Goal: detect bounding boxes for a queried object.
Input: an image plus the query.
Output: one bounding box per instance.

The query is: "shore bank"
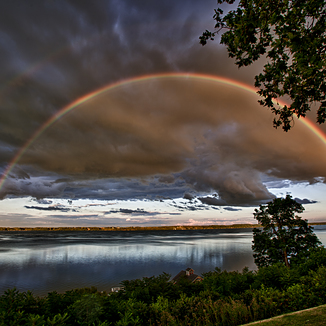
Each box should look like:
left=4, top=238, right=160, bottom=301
left=0, top=222, right=325, bottom=232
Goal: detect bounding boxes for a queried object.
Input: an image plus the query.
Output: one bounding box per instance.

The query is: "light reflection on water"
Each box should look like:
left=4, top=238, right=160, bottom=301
left=0, top=227, right=325, bottom=296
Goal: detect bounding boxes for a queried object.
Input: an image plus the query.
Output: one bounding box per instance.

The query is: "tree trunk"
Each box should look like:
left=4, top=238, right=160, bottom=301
left=283, top=249, right=290, bottom=268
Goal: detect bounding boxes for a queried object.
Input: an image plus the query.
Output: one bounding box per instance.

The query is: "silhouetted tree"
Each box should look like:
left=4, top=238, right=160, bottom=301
left=200, top=0, right=326, bottom=131
left=252, top=195, right=321, bottom=268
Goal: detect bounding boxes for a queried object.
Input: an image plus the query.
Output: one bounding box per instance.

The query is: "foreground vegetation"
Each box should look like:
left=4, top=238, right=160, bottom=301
left=1, top=247, right=326, bottom=325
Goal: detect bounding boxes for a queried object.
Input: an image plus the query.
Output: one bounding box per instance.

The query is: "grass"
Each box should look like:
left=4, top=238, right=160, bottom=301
left=242, top=304, right=326, bottom=325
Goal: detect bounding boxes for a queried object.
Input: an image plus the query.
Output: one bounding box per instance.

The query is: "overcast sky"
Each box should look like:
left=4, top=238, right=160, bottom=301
left=0, top=0, right=325, bottom=227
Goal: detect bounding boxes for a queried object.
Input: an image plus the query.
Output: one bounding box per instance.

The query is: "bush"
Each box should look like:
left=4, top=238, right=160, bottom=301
left=254, top=263, right=299, bottom=290
left=202, top=267, right=256, bottom=298
left=0, top=260, right=326, bottom=326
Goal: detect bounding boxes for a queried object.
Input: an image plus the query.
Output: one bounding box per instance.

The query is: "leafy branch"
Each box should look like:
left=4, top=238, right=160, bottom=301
left=201, top=0, right=326, bottom=131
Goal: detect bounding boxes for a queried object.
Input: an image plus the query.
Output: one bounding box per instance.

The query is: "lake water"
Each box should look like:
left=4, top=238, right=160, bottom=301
left=0, top=226, right=325, bottom=296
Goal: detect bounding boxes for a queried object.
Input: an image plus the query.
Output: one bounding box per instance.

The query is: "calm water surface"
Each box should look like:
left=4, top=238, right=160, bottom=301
left=0, top=226, right=325, bottom=296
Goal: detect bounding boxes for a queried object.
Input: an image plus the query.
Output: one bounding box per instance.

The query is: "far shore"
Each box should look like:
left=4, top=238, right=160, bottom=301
left=0, top=222, right=325, bottom=232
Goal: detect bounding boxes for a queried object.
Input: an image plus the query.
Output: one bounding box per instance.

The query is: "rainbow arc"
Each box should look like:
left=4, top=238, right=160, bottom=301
left=1, top=72, right=326, bottom=191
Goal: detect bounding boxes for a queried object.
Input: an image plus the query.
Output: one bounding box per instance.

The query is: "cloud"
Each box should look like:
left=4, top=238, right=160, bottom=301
left=198, top=196, right=228, bottom=206
left=2, top=79, right=326, bottom=207
left=0, top=0, right=326, bottom=210
left=223, top=207, right=242, bottom=211
left=294, top=198, right=318, bottom=205
left=183, top=193, right=195, bottom=200
left=105, top=208, right=181, bottom=217
left=35, top=199, right=53, bottom=205
left=48, top=214, right=100, bottom=219
left=0, top=173, right=67, bottom=200
left=24, top=205, right=74, bottom=212
left=168, top=199, right=209, bottom=211
left=106, top=208, right=159, bottom=216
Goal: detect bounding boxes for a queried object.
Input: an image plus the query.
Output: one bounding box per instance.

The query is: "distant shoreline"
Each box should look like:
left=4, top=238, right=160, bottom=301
left=0, top=222, right=325, bottom=232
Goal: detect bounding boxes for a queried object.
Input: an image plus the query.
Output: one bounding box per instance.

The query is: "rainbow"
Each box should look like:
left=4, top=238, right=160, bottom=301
left=1, top=72, right=326, bottom=191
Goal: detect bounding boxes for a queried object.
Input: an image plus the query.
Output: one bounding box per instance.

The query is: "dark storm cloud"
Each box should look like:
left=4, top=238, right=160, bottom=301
left=105, top=208, right=181, bottom=217
left=198, top=196, right=227, bottom=206
left=183, top=193, right=195, bottom=200
left=223, top=207, right=242, bottom=211
left=35, top=199, right=53, bottom=205
left=24, top=205, right=74, bottom=212
left=0, top=0, right=243, bottom=150
left=169, top=199, right=210, bottom=211
left=2, top=79, right=326, bottom=206
left=0, top=174, right=67, bottom=200
left=294, top=198, right=318, bottom=205
left=106, top=208, right=160, bottom=216
left=49, top=214, right=99, bottom=219
left=0, top=172, right=190, bottom=201
left=0, top=0, right=326, bottom=208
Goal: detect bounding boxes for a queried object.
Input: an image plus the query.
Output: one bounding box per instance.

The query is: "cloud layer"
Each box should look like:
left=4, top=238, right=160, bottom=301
left=2, top=78, right=326, bottom=207
left=0, top=0, right=325, bottom=211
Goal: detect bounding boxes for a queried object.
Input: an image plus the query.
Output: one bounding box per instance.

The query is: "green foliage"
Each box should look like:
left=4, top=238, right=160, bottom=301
left=119, top=272, right=178, bottom=303
left=118, top=298, right=149, bottom=325
left=46, top=313, right=69, bottom=326
left=252, top=195, right=321, bottom=268
left=116, top=311, right=139, bottom=326
left=1, top=257, right=326, bottom=325
left=255, top=262, right=299, bottom=290
left=200, top=0, right=326, bottom=131
left=0, top=288, right=46, bottom=326
left=71, top=293, right=104, bottom=325
left=26, top=314, right=45, bottom=326
left=202, top=267, right=256, bottom=298
left=295, top=246, right=326, bottom=274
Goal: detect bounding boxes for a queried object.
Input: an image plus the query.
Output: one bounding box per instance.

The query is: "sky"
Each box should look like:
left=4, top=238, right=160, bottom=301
left=0, top=0, right=326, bottom=227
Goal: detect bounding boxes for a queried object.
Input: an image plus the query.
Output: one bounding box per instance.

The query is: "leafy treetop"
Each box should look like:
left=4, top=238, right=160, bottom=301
left=200, top=0, right=326, bottom=131
left=252, top=195, right=321, bottom=268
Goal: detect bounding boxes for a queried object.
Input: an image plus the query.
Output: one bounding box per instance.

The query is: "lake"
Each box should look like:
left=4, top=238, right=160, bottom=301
left=0, top=226, right=325, bottom=296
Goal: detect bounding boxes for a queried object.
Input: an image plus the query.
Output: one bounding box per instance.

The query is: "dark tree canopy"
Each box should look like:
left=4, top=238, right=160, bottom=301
left=200, top=0, right=326, bottom=131
left=252, top=195, right=321, bottom=268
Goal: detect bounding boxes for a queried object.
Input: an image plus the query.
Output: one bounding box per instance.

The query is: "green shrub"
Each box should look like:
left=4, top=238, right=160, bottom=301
left=202, top=267, right=256, bottom=297
left=0, top=258, right=326, bottom=326
left=70, top=293, right=104, bottom=325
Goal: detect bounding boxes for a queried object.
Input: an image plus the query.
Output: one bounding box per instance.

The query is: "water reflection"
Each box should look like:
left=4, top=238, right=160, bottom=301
left=0, top=227, right=324, bottom=296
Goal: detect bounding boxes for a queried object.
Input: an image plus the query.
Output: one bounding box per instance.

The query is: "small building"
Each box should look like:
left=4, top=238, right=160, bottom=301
left=171, top=268, right=203, bottom=284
